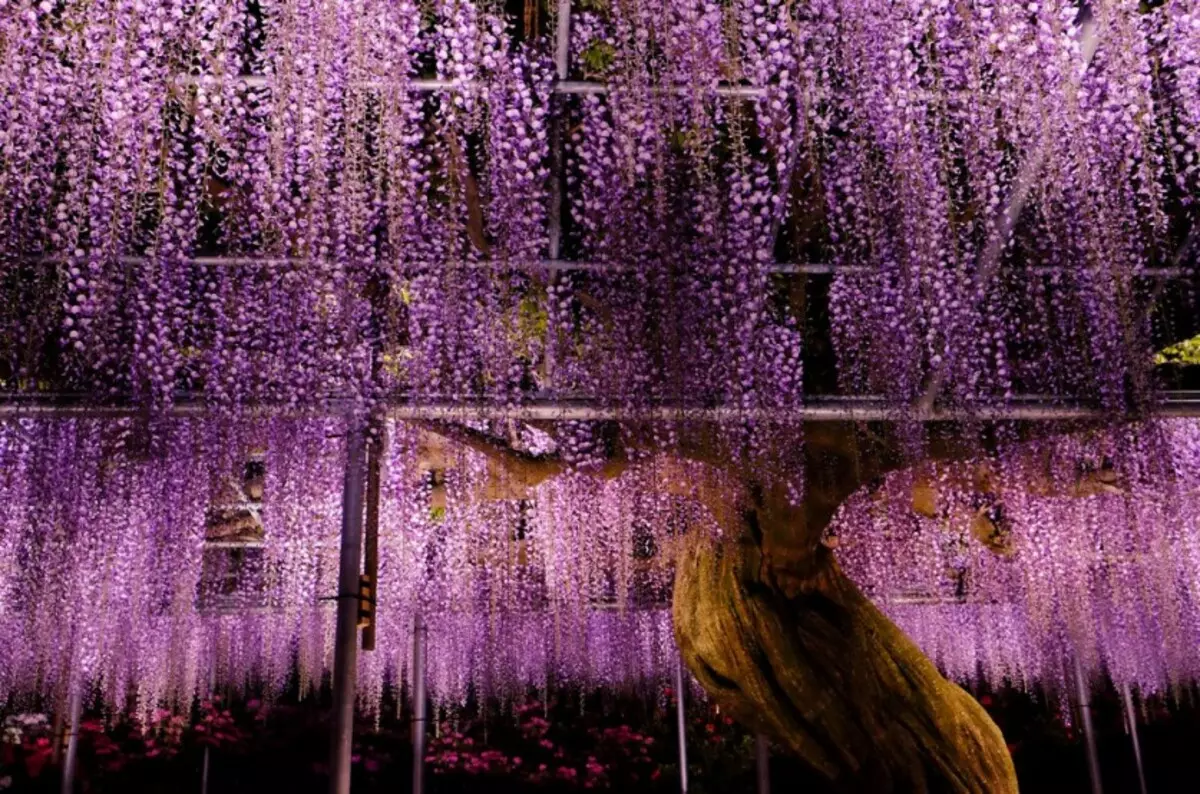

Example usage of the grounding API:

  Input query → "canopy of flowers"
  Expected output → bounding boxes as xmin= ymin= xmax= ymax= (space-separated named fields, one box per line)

xmin=836 ymin=419 xmax=1200 ymax=693
xmin=0 ymin=0 xmax=1195 ymax=419
xmin=0 ymin=417 xmax=698 ymax=718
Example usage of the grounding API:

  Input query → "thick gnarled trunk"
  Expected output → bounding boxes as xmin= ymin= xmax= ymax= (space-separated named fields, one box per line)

xmin=673 ymin=528 xmax=1017 ymax=793
xmin=417 ymin=420 xmax=1020 ymax=791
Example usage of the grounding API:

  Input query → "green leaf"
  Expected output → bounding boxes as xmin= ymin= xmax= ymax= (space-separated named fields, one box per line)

xmin=579 ymin=41 xmax=616 ymax=76
xmin=1155 ymin=335 xmax=1200 ymax=366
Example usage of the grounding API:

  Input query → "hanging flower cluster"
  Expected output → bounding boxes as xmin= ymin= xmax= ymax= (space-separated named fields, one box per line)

xmin=0 ymin=417 xmax=701 ymax=718
xmin=0 ymin=418 xmax=211 ymax=721
xmin=0 ymin=0 xmax=1194 ymax=444
xmin=835 ymin=418 xmax=1200 ymax=695
xmin=823 ymin=0 xmax=1199 ymax=408
xmin=0 ymin=0 xmax=554 ymax=411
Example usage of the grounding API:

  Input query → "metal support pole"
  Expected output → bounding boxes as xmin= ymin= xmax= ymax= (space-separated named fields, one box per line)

xmin=200 ymin=733 xmax=211 ymax=794
xmin=50 ymin=676 xmax=66 ymax=765
xmin=201 ymin=664 xmax=216 ymax=794
xmin=411 ymin=614 xmax=428 ymax=794
xmin=1121 ymin=683 xmax=1148 ymax=794
xmin=329 ymin=428 xmax=367 ymax=794
xmin=1074 ymin=658 xmax=1103 ymax=794
xmin=60 ymin=681 xmax=82 ymax=794
xmin=756 ymin=735 xmax=771 ymax=794
xmin=362 ymin=428 xmax=383 ymax=652
xmin=546 ymin=0 xmax=571 ymax=262
xmin=674 ymin=658 xmax=689 ymax=794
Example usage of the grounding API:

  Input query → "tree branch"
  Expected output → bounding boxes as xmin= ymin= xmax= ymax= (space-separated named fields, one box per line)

xmin=411 ymin=420 xmax=566 ymax=488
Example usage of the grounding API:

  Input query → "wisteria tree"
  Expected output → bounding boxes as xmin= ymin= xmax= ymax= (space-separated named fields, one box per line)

xmin=2 ymin=1 xmax=1199 ymax=793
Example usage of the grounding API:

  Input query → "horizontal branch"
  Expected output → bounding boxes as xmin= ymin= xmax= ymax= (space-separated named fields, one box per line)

xmin=413 ymin=419 xmax=566 ymax=487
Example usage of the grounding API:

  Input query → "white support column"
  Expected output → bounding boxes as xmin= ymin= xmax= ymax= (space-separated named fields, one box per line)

xmin=1121 ymin=683 xmax=1148 ymax=794
xmin=329 ymin=428 xmax=367 ymax=794
xmin=674 ymin=658 xmax=689 ymax=794
xmin=60 ymin=680 xmax=82 ymax=794
xmin=412 ymin=613 xmax=428 ymax=794
xmin=1074 ymin=658 xmax=1103 ymax=794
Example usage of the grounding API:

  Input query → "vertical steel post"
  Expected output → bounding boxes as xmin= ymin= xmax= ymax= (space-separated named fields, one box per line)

xmin=1074 ymin=658 xmax=1103 ymax=794
xmin=546 ymin=0 xmax=571 ymax=260
xmin=60 ymin=680 xmax=82 ymax=794
xmin=201 ymin=663 xmax=215 ymax=794
xmin=362 ymin=427 xmax=383 ymax=652
xmin=1121 ymin=683 xmax=1148 ymax=794
xmin=329 ymin=428 xmax=367 ymax=794
xmin=756 ymin=734 xmax=771 ymax=794
xmin=200 ymin=730 xmax=211 ymax=794
xmin=412 ymin=614 xmax=428 ymax=794
xmin=543 ymin=0 xmax=572 ymax=389
xmin=674 ymin=658 xmax=689 ymax=794
xmin=50 ymin=674 xmax=66 ymax=765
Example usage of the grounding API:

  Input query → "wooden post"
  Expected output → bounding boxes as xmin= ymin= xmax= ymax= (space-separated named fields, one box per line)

xmin=329 ymin=427 xmax=367 ymax=794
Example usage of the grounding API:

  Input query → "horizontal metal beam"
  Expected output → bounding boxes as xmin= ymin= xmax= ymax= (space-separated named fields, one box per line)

xmin=187 ymin=75 xmax=768 ymax=98
xmin=21 ymin=255 xmax=1194 ymax=279
xmin=197 ymin=600 xmax=670 ymax=616
xmin=194 ymin=596 xmax=1001 ymax=616
xmin=31 ymin=254 xmax=841 ymax=275
xmin=1 ymin=393 xmax=1198 ymax=422
xmin=553 ymin=79 xmax=766 ymax=98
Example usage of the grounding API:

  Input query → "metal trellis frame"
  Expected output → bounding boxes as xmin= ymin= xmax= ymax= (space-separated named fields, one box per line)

xmin=25 ymin=254 xmax=1193 ymax=279
xmin=3 ymin=392 xmax=1200 ymax=420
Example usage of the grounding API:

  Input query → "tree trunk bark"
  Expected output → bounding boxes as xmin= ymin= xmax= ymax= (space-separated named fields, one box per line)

xmin=417 ymin=418 xmax=1020 ymax=791
xmin=673 ymin=518 xmax=1017 ymax=793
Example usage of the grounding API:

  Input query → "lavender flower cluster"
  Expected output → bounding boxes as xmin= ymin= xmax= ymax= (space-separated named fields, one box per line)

xmin=835 ymin=419 xmax=1200 ymax=695
xmin=0 ymin=417 xmax=695 ymax=719
xmin=3 ymin=1 xmax=1190 ymax=425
